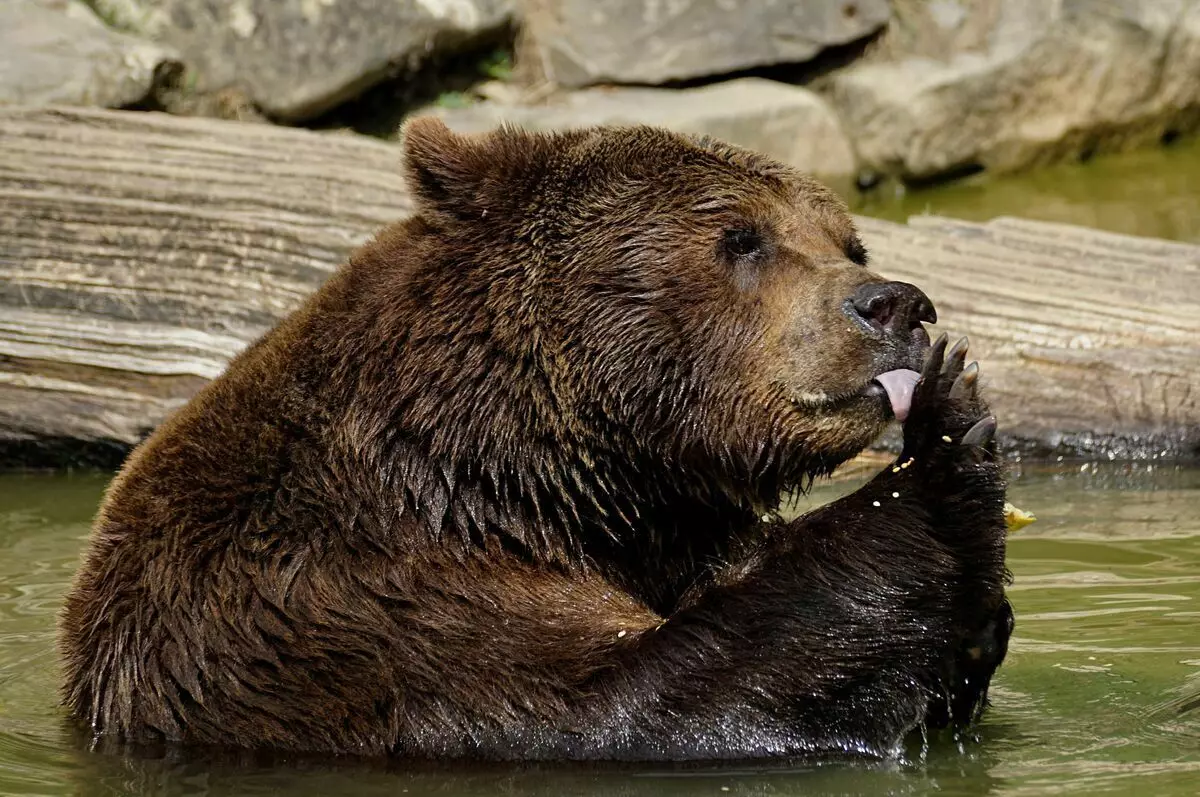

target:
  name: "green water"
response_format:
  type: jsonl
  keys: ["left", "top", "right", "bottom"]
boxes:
{"left": 1, "top": 464, "right": 1198, "bottom": 796}
{"left": 854, "top": 135, "right": 1200, "bottom": 244}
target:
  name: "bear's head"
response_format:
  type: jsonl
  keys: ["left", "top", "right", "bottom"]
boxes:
{"left": 396, "top": 118, "right": 933, "bottom": 506}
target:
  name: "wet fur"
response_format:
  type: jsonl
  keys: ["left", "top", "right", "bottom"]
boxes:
{"left": 59, "top": 121, "right": 1010, "bottom": 760}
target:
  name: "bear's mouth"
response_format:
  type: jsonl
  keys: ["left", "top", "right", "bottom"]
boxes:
{"left": 868, "top": 369, "right": 922, "bottom": 422}
{"left": 787, "top": 361, "right": 926, "bottom": 422}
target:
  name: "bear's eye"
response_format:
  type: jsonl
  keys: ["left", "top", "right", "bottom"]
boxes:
{"left": 723, "top": 228, "right": 763, "bottom": 260}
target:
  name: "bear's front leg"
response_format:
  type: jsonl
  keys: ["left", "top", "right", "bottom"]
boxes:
{"left": 826, "top": 333, "right": 1012, "bottom": 727}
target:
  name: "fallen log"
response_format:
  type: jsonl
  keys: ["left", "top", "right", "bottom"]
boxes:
{"left": 1, "top": 106, "right": 1196, "bottom": 467}
{"left": 0, "top": 106, "right": 409, "bottom": 466}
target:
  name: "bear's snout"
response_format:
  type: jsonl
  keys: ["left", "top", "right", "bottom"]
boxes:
{"left": 844, "top": 281, "right": 937, "bottom": 339}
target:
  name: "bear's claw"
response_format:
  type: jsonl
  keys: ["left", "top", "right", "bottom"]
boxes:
{"left": 921, "top": 333, "right": 950, "bottom": 385}
{"left": 961, "top": 416, "right": 997, "bottom": 449}
{"left": 949, "top": 362, "right": 979, "bottom": 403}
{"left": 944, "top": 336, "right": 969, "bottom": 380}
{"left": 902, "top": 333, "right": 996, "bottom": 462}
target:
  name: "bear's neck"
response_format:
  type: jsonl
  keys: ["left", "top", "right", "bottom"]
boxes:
{"left": 303, "top": 246, "right": 767, "bottom": 612}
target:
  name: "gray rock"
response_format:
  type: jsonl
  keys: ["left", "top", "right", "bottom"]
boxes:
{"left": 433, "top": 78, "right": 858, "bottom": 179}
{"left": 827, "top": 0, "right": 1200, "bottom": 182}
{"left": 108, "top": 0, "right": 515, "bottom": 121}
{"left": 0, "top": 0, "right": 178, "bottom": 108}
{"left": 520, "top": 0, "right": 890, "bottom": 88}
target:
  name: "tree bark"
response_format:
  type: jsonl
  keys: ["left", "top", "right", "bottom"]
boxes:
{"left": 1, "top": 106, "right": 1196, "bottom": 467}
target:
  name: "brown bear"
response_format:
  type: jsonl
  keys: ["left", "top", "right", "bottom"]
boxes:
{"left": 59, "top": 118, "right": 1012, "bottom": 761}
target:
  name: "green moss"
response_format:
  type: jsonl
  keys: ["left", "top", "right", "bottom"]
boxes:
{"left": 82, "top": 0, "right": 154, "bottom": 35}
{"left": 435, "top": 91, "right": 475, "bottom": 110}
{"left": 478, "top": 49, "right": 513, "bottom": 81}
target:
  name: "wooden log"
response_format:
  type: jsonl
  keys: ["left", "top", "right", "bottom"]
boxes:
{"left": 1, "top": 106, "right": 1196, "bottom": 467}
{"left": 0, "top": 106, "right": 410, "bottom": 466}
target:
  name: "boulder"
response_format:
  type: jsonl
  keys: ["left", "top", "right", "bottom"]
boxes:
{"left": 99, "top": 0, "right": 515, "bottom": 121}
{"left": 519, "top": 0, "right": 890, "bottom": 88}
{"left": 0, "top": 0, "right": 178, "bottom": 108}
{"left": 827, "top": 0, "right": 1200, "bottom": 182}
{"left": 433, "top": 78, "right": 859, "bottom": 180}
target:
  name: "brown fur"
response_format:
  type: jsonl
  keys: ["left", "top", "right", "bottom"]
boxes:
{"left": 59, "top": 120, "right": 1010, "bottom": 761}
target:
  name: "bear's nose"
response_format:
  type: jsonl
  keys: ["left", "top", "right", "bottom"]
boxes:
{"left": 847, "top": 281, "right": 937, "bottom": 334}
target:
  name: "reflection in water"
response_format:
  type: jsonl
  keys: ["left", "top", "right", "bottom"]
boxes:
{"left": 854, "top": 135, "right": 1200, "bottom": 245}
{"left": 40, "top": 744, "right": 1007, "bottom": 797}
{"left": 1, "top": 463, "right": 1198, "bottom": 796}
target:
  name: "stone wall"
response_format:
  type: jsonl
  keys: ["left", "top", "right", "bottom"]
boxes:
{"left": 3, "top": 0, "right": 1197, "bottom": 188}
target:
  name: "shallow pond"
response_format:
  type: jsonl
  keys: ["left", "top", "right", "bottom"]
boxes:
{"left": 854, "top": 134, "right": 1200, "bottom": 245}
{"left": 1, "top": 463, "right": 1198, "bottom": 796}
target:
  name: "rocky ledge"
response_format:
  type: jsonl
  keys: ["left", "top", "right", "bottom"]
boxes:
{"left": 2, "top": 1, "right": 1197, "bottom": 189}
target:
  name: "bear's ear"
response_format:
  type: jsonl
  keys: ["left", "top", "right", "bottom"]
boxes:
{"left": 401, "top": 116, "right": 486, "bottom": 217}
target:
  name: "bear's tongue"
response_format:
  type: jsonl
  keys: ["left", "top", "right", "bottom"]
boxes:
{"left": 873, "top": 369, "right": 921, "bottom": 423}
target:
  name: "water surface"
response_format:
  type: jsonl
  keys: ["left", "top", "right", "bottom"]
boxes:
{"left": 1, "top": 464, "right": 1198, "bottom": 796}
{"left": 854, "top": 134, "right": 1200, "bottom": 244}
